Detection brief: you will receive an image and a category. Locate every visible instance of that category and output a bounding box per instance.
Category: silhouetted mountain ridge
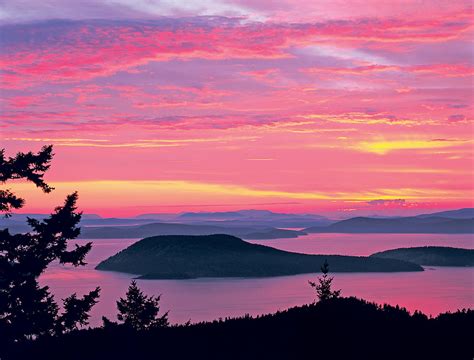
[178,209,327,220]
[4,208,473,235]
[415,208,474,219]
[175,209,332,227]
[8,297,473,360]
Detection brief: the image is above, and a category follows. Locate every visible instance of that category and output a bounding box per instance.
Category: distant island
[242,228,306,239]
[79,223,306,240]
[96,234,422,279]
[415,208,474,219]
[305,216,474,234]
[371,246,474,266]
[4,208,473,236]
[175,209,333,227]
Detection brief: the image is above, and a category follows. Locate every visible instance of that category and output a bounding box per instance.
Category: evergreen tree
[308,260,341,302]
[0,145,100,344]
[117,280,169,330]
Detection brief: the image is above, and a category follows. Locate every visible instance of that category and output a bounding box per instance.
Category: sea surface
[39,233,474,326]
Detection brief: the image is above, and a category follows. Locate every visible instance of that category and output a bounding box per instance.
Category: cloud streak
[1,3,472,215]
[1,14,471,88]
[354,139,470,155]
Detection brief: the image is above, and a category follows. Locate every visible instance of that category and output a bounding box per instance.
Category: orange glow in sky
[1,1,473,217]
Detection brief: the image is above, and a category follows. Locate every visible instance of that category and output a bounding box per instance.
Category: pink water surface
[39,234,474,326]
[248,232,474,255]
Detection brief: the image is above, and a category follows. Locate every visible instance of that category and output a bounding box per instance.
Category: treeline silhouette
[5,297,473,360]
[1,146,473,360]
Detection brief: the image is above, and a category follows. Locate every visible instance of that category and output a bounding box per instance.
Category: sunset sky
[1,1,473,217]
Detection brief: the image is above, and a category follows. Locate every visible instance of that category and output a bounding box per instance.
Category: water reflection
[39,234,474,326]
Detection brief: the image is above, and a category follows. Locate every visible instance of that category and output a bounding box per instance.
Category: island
[304,216,474,234]
[370,246,474,266]
[95,234,423,279]
[242,228,308,240]
[79,222,306,240]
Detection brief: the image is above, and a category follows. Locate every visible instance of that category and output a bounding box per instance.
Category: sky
[0,0,473,217]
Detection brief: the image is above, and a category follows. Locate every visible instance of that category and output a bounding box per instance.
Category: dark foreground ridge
[95,234,422,278]
[371,246,474,266]
[6,297,473,360]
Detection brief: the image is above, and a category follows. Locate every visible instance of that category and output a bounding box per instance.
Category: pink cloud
[1,12,473,215]
[1,14,471,89]
[302,64,473,78]
[447,114,468,123]
[230,0,472,23]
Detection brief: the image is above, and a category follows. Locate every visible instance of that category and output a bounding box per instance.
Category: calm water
[39,233,474,326]
[248,233,474,256]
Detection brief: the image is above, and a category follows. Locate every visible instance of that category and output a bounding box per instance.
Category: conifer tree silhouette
[0,145,100,344]
[308,259,341,302]
[116,280,169,330]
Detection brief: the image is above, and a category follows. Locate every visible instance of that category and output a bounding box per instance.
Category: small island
[96,234,422,279]
[243,228,307,239]
[370,246,474,266]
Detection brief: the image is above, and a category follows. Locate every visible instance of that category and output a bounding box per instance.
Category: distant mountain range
[0,215,158,234]
[174,210,332,228]
[2,208,472,236]
[1,209,331,226]
[0,209,331,236]
[96,234,422,279]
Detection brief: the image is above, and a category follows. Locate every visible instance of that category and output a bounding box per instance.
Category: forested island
[96,234,422,278]
[371,246,474,266]
[305,216,474,233]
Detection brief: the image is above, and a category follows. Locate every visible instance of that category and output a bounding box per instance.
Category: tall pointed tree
[308,260,341,302]
[0,145,100,344]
